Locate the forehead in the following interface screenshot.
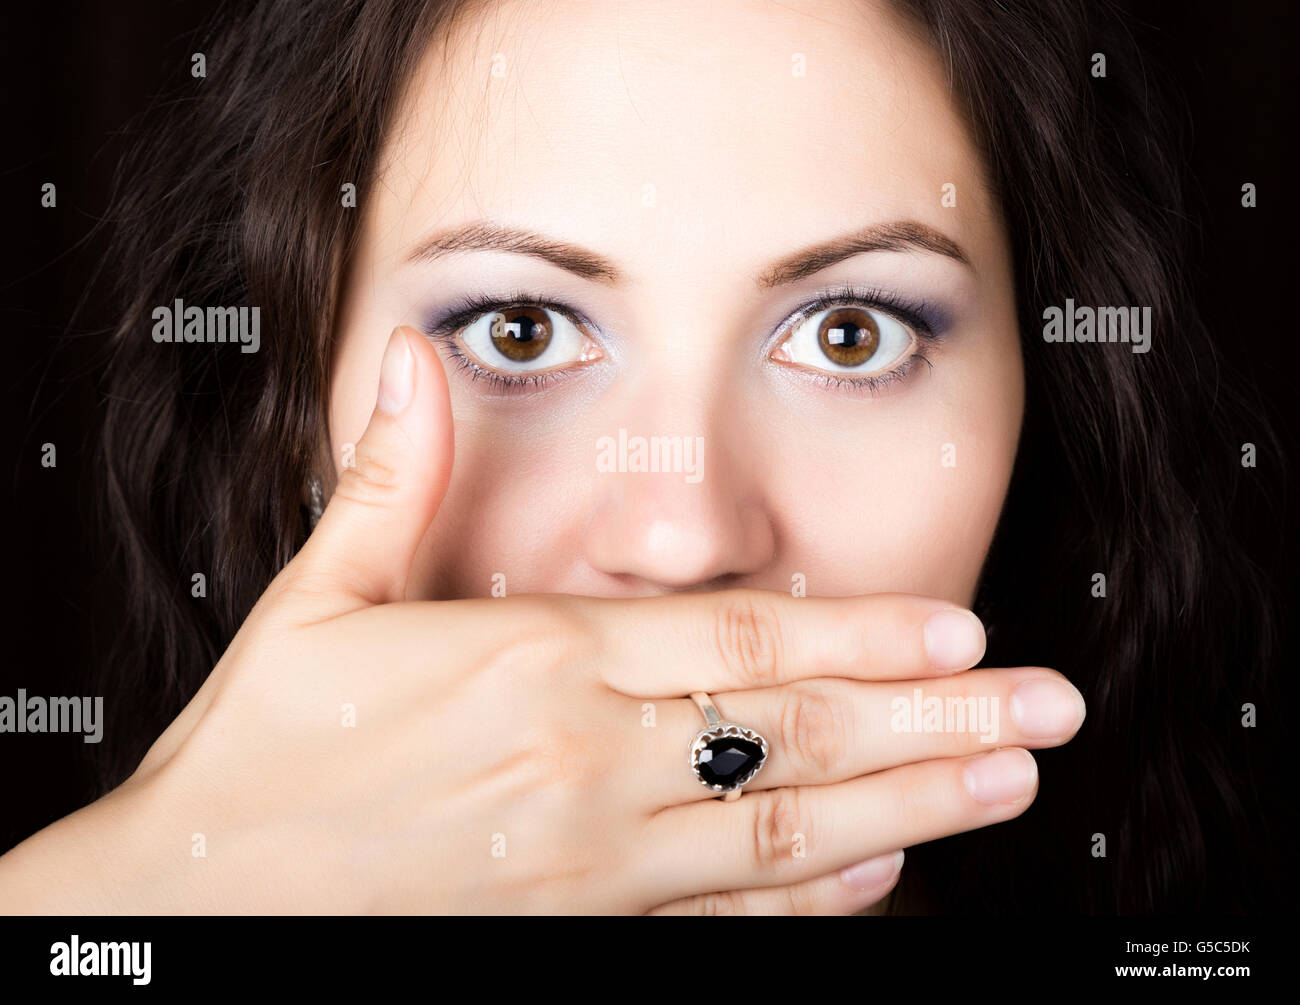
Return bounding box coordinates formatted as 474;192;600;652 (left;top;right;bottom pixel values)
368;0;991;274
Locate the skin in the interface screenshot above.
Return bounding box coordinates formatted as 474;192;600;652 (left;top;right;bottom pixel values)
329;0;1024;604
0;0;1084;916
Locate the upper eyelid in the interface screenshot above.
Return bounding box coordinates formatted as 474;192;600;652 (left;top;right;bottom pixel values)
427;287;938;343
423;293;596;336
781;295;931;337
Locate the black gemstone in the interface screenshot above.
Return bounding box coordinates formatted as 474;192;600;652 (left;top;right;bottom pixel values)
697;736;763;788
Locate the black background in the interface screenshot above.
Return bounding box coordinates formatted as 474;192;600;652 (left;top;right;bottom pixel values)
1;0;1295;863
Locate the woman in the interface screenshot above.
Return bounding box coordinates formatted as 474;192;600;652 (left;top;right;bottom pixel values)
0;0;1279;913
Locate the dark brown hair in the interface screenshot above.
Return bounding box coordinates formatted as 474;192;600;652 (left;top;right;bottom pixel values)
92;0;1282;913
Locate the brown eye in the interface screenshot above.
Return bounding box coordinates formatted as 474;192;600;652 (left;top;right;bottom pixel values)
817;308;879;366
454;302;604;383
489;307;552;362
770;301;917;379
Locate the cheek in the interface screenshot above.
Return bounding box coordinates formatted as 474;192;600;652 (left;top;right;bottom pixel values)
769;365;1022;604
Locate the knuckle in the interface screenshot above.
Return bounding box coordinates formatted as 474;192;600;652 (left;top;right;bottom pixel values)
333;448;402;510
695;890;745;916
495;631;574;677
777;683;845;779
475;607;595;684
751;786;808;871
285;552;374;606
510;596;599;666
535;595;601;651
715;592;784;687
783;883;809;916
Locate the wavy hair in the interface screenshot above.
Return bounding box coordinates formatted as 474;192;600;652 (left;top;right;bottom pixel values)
91;0;1282;913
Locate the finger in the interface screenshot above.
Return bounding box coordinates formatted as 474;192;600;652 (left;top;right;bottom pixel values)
285;325;454;616
637;747;1038;903
578;589;986;695
634;666;1083;807
648;849;904;916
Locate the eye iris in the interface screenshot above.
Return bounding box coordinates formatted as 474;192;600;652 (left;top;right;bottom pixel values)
490;307;552;361
817;308;879;366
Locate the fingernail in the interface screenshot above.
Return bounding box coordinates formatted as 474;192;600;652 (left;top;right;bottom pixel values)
1010;677;1086;738
963;748;1037;804
923;608;986;672
840;849;905;891
376;327;414;415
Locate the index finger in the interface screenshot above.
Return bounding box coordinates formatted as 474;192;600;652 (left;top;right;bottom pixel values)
574;589;986;696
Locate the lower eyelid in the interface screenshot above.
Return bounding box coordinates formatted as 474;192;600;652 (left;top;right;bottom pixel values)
444;346;572;393
433;294;939;395
787;350;932;397
443;326;605;392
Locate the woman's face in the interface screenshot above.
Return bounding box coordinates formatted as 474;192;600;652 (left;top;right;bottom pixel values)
329;0;1023;604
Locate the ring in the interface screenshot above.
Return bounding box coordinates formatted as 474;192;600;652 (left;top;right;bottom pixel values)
688;692;769;801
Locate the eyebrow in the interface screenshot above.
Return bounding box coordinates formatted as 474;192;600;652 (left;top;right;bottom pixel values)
405;221;623;284
755;221;972;288
404;218;970;287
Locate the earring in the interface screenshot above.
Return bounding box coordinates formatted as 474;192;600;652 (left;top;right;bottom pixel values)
307;475;324;530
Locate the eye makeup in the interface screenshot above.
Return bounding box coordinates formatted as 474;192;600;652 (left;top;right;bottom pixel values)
418;287;600;394
765;283;950;397
421;288;599;341
770;283;950;341
415;282;952;397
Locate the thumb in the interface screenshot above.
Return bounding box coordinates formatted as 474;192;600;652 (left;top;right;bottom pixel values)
293;324;453;611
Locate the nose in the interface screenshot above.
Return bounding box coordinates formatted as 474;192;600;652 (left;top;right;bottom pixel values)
582;390;777;591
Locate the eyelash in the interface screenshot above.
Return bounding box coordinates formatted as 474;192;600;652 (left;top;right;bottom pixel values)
419;284;942;396
774;284;939;397
420;289;590;394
